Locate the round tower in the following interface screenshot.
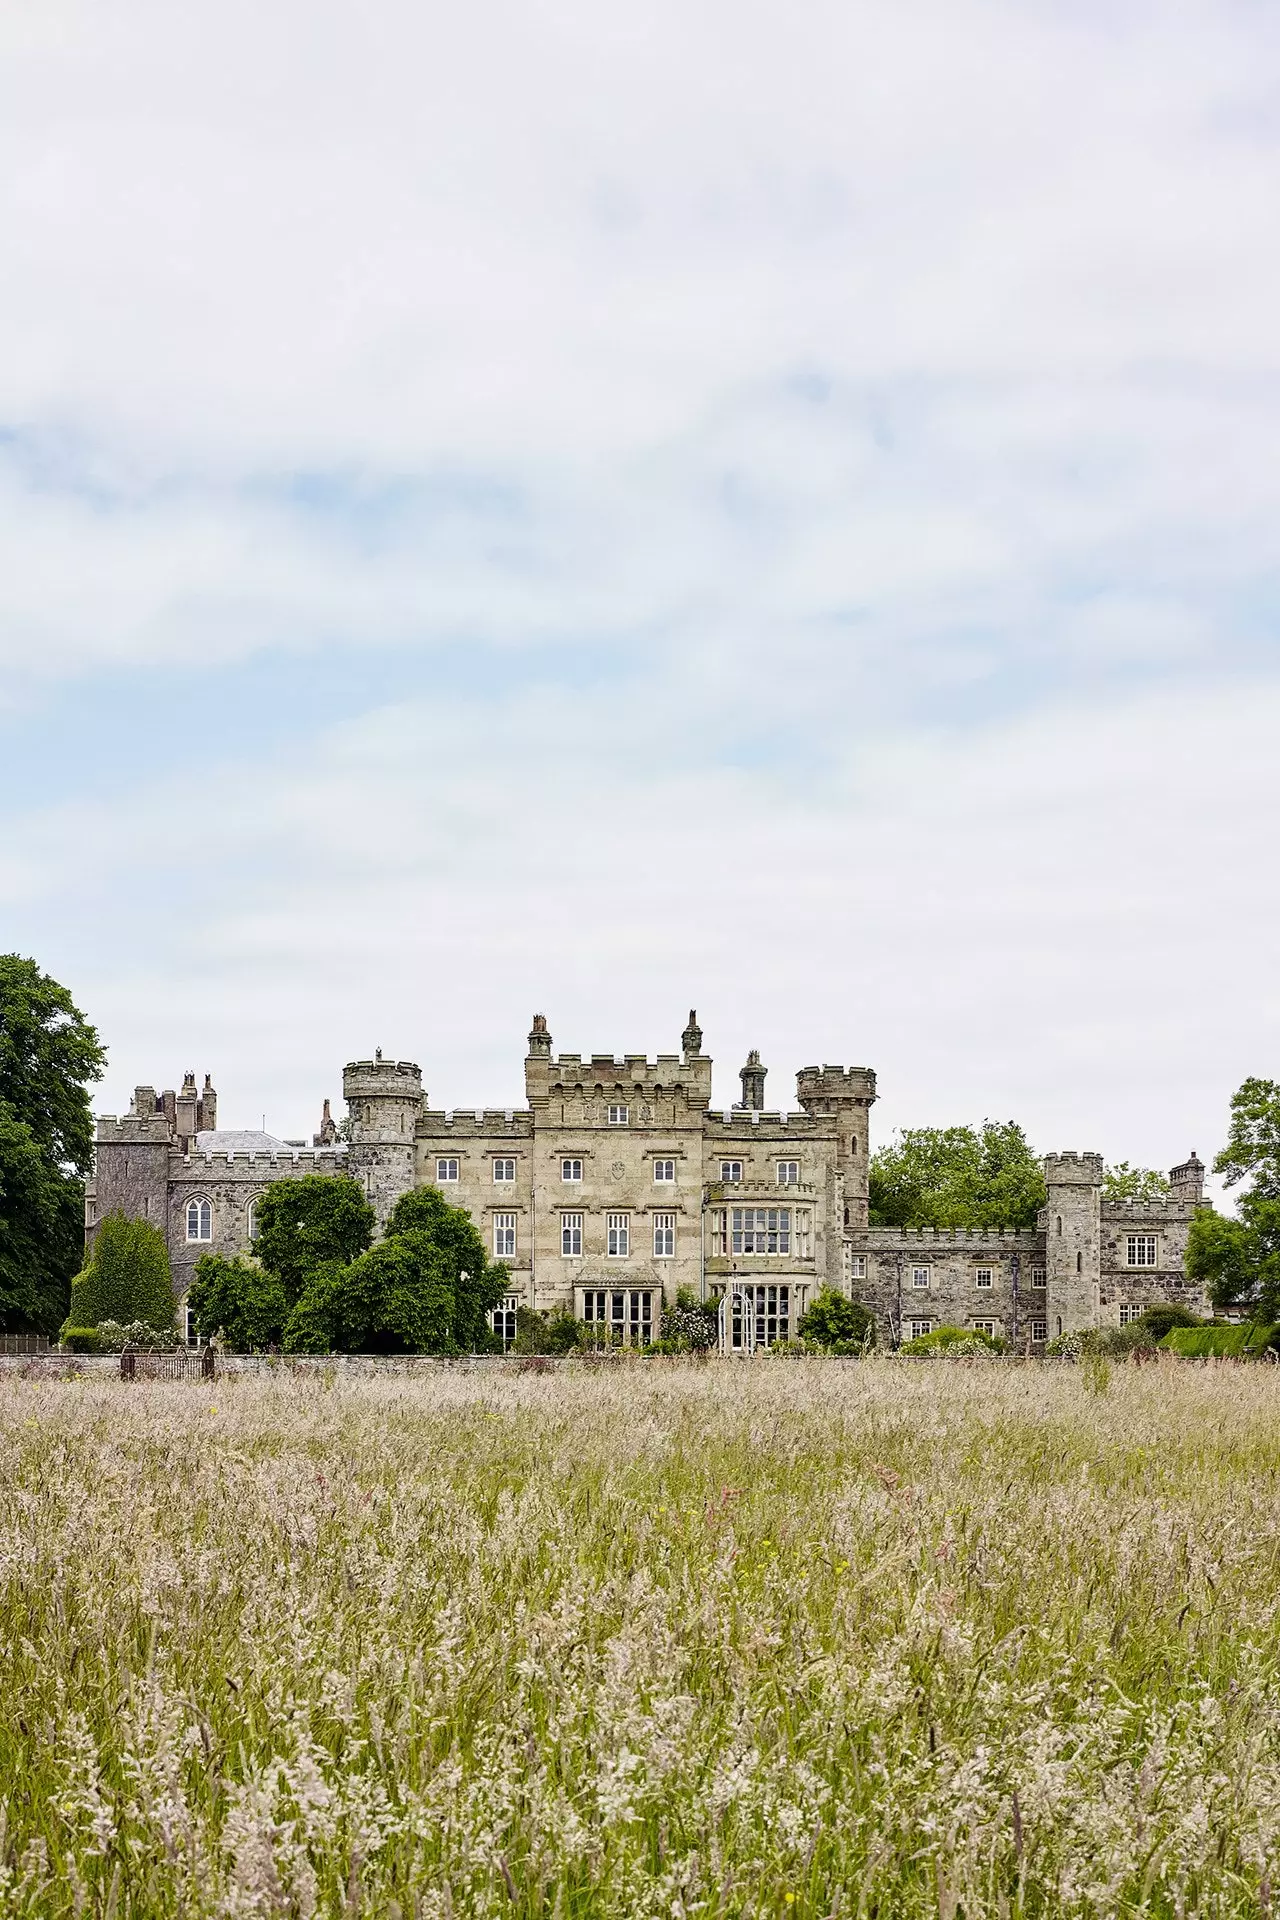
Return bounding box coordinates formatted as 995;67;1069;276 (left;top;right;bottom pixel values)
343;1051;423;1229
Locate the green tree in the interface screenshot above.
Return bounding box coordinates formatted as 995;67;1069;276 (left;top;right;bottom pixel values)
68;1211;174;1334
255;1176;375;1303
0;955;105;1333
1186;1079;1280;1319
1102;1162;1170;1205
188;1254;288;1351
284;1234;456;1354
869;1122;1045;1230
385;1186;508;1351
798;1288;875;1353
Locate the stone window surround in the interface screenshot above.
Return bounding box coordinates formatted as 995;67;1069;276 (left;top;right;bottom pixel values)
186;1196;213;1242
435;1157;460;1183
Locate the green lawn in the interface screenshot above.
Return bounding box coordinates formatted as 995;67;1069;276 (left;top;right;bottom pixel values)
2;1357;1279;1916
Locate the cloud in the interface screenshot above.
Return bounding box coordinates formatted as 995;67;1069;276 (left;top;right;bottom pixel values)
1;0;1278;1184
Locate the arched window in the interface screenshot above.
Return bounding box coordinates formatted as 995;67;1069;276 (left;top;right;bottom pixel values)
246;1199;258;1243
186;1197;212;1242
1056;1215;1063;1236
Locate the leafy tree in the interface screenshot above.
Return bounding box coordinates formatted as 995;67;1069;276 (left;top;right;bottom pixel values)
798;1289;875;1354
1186;1078;1280;1319
255;1176;375;1303
67;1211;174;1334
284;1234;455;1354
188;1254;288;1351
1102;1162;1170;1205
0;955;105;1333
385;1186;508;1351
869;1122;1045;1230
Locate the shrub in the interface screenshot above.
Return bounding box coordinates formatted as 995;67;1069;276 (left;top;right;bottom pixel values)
95;1319;182;1352
60;1327;102;1353
1140;1303;1202;1341
67;1212;174;1334
1161;1322;1277;1358
798;1289;875;1355
900;1325;1005;1356
512;1308;582;1355
661;1295;719;1353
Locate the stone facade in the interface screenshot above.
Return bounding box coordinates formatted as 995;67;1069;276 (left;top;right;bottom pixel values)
87;1013;1209;1346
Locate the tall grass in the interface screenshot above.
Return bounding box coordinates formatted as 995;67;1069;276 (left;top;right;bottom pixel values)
3;1357;1280;1916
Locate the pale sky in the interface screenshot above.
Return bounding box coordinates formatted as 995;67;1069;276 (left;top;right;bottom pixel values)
2;0;1278;1185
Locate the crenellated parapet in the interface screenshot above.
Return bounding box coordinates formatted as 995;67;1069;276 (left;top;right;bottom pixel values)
795;1065;876;1114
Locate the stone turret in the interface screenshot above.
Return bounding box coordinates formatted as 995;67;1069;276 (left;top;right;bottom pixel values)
795;1064;877;1228
343;1051;423;1228
1042;1152;1103;1336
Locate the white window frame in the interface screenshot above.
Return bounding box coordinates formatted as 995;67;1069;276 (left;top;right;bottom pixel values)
186;1197;212;1243
606;1212;630;1257
974;1267;994;1290
910;1265;931;1290
849;1254;867;1279
183;1299;199;1347
795;1207;812;1257
720;1160;743;1184
1031;1320;1049;1343
776;1160;799;1187
731;1208;791;1256
561;1212;583;1257
710;1208;728;1256
490;1293;520;1350
1029;1266;1047;1289
492;1157;516;1184
905;1317;932;1341
561;1158;583;1183
973;1319;998;1337
492;1212;517;1258
607;1104;629;1127
652;1211;676;1258
436;1157;459;1183
653;1158;676;1184
1119;1302;1144;1325
582;1288;654;1346
1126;1234;1159;1269
245;1199;258;1242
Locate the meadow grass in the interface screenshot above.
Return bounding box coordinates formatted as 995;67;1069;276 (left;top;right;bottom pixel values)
3;1356;1280;1917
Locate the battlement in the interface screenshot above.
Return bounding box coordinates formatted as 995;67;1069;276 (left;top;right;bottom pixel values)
344;1057;422;1088
1102;1197;1201;1219
420;1108;534;1137
96;1112;172;1144
709;1108;820;1132
795;1065;876;1113
856;1226;1041;1246
1043;1151;1104;1184
182;1146;345;1168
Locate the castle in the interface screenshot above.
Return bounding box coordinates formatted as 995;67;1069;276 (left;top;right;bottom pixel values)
86;1012;1209;1347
